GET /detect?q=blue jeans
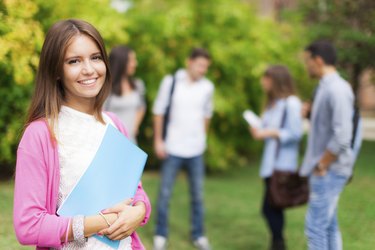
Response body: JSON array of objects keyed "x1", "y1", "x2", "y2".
[
  {"x1": 305, "y1": 170, "x2": 348, "y2": 250},
  {"x1": 155, "y1": 154, "x2": 205, "y2": 240}
]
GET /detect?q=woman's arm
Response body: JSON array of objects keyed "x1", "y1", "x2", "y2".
[
  {"x1": 278, "y1": 97, "x2": 303, "y2": 144},
  {"x1": 132, "y1": 181, "x2": 151, "y2": 226},
  {"x1": 97, "y1": 182, "x2": 151, "y2": 240},
  {"x1": 14, "y1": 145, "x2": 70, "y2": 247},
  {"x1": 62, "y1": 213, "x2": 119, "y2": 242},
  {"x1": 133, "y1": 107, "x2": 146, "y2": 136},
  {"x1": 250, "y1": 126, "x2": 279, "y2": 140}
]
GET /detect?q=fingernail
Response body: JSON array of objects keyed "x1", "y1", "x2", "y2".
[
  {"x1": 101, "y1": 209, "x2": 106, "y2": 213},
  {"x1": 97, "y1": 233, "x2": 103, "y2": 236}
]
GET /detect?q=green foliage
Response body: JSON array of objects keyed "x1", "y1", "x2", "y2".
[
  {"x1": 126, "y1": 0, "x2": 309, "y2": 170},
  {"x1": 0, "y1": 0, "x2": 129, "y2": 173},
  {"x1": 0, "y1": 0, "x2": 44, "y2": 170},
  {"x1": 33, "y1": 0, "x2": 129, "y2": 48},
  {"x1": 299, "y1": 0, "x2": 375, "y2": 90},
  {"x1": 0, "y1": 0, "x2": 310, "y2": 172}
]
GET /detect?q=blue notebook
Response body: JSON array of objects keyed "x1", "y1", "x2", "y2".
[{"x1": 57, "y1": 124, "x2": 148, "y2": 249}]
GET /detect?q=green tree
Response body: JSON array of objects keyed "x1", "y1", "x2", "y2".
[
  {"x1": 0, "y1": 0, "x2": 44, "y2": 174},
  {"x1": 0, "y1": 0, "x2": 129, "y2": 174},
  {"x1": 0, "y1": 0, "x2": 311, "y2": 173},
  {"x1": 300, "y1": 0, "x2": 375, "y2": 94},
  {"x1": 33, "y1": 0, "x2": 129, "y2": 48}
]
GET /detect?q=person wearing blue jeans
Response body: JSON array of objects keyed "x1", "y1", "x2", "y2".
[
  {"x1": 156, "y1": 155, "x2": 205, "y2": 240},
  {"x1": 306, "y1": 171, "x2": 348, "y2": 249},
  {"x1": 152, "y1": 48, "x2": 214, "y2": 250},
  {"x1": 301, "y1": 41, "x2": 358, "y2": 250}
]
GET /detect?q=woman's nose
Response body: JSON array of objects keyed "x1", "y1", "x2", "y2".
[{"x1": 82, "y1": 60, "x2": 95, "y2": 75}]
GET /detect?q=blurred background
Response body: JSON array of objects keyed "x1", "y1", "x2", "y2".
[{"x1": 1, "y1": 0, "x2": 374, "y2": 249}]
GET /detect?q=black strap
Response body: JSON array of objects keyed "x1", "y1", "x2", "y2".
[
  {"x1": 162, "y1": 74, "x2": 177, "y2": 140},
  {"x1": 351, "y1": 106, "x2": 360, "y2": 149}
]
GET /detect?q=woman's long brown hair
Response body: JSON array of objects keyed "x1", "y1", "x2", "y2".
[
  {"x1": 109, "y1": 45, "x2": 136, "y2": 96},
  {"x1": 263, "y1": 65, "x2": 295, "y2": 107},
  {"x1": 25, "y1": 19, "x2": 111, "y2": 142}
]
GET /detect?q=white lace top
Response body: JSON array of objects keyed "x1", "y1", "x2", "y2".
[{"x1": 55, "y1": 106, "x2": 132, "y2": 250}]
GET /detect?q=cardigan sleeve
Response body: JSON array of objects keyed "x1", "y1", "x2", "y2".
[
  {"x1": 105, "y1": 112, "x2": 151, "y2": 226},
  {"x1": 13, "y1": 123, "x2": 70, "y2": 248},
  {"x1": 133, "y1": 181, "x2": 151, "y2": 226}
]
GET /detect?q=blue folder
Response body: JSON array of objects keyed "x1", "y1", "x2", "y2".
[{"x1": 57, "y1": 124, "x2": 148, "y2": 249}]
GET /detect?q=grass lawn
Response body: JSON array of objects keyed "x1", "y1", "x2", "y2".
[{"x1": 1, "y1": 141, "x2": 375, "y2": 249}]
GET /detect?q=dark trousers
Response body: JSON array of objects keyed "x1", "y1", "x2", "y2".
[{"x1": 262, "y1": 178, "x2": 285, "y2": 241}]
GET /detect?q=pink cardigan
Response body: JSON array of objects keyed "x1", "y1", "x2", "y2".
[{"x1": 13, "y1": 112, "x2": 151, "y2": 250}]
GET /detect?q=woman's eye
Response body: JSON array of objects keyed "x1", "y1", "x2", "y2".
[
  {"x1": 68, "y1": 59, "x2": 79, "y2": 64},
  {"x1": 92, "y1": 55, "x2": 103, "y2": 61}
]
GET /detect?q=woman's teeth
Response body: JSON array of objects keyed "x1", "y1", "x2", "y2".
[{"x1": 79, "y1": 79, "x2": 96, "y2": 85}]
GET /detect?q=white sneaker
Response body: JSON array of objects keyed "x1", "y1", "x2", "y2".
[
  {"x1": 153, "y1": 235, "x2": 167, "y2": 250},
  {"x1": 193, "y1": 236, "x2": 212, "y2": 250}
]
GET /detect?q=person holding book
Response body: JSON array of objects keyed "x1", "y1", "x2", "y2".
[
  {"x1": 248, "y1": 65, "x2": 303, "y2": 250},
  {"x1": 152, "y1": 48, "x2": 214, "y2": 250},
  {"x1": 13, "y1": 19, "x2": 151, "y2": 249},
  {"x1": 104, "y1": 45, "x2": 146, "y2": 144}
]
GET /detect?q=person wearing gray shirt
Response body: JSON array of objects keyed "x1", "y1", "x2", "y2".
[
  {"x1": 104, "y1": 46, "x2": 146, "y2": 144},
  {"x1": 301, "y1": 41, "x2": 355, "y2": 250}
]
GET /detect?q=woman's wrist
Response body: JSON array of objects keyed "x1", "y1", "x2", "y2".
[
  {"x1": 260, "y1": 129, "x2": 279, "y2": 139},
  {"x1": 134, "y1": 202, "x2": 146, "y2": 220},
  {"x1": 104, "y1": 213, "x2": 118, "y2": 226}
]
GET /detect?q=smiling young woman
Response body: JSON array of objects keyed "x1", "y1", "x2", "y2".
[
  {"x1": 62, "y1": 34, "x2": 107, "y2": 113},
  {"x1": 13, "y1": 19, "x2": 151, "y2": 250}
]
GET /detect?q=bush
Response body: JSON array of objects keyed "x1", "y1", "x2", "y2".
[
  {"x1": 0, "y1": 0, "x2": 44, "y2": 174},
  {"x1": 0, "y1": 0, "x2": 129, "y2": 174},
  {"x1": 126, "y1": 0, "x2": 310, "y2": 171},
  {"x1": 0, "y1": 0, "x2": 312, "y2": 173}
]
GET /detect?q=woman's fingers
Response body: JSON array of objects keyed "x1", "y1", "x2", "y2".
[
  {"x1": 107, "y1": 228, "x2": 135, "y2": 240},
  {"x1": 101, "y1": 198, "x2": 133, "y2": 214}
]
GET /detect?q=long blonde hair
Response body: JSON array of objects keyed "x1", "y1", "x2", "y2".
[{"x1": 25, "y1": 19, "x2": 111, "y2": 142}]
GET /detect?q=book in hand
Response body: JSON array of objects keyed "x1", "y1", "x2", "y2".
[
  {"x1": 243, "y1": 110, "x2": 262, "y2": 128},
  {"x1": 57, "y1": 124, "x2": 148, "y2": 249}
]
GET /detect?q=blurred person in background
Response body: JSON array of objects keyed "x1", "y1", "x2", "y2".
[
  {"x1": 152, "y1": 48, "x2": 214, "y2": 250},
  {"x1": 301, "y1": 40, "x2": 359, "y2": 250},
  {"x1": 249, "y1": 65, "x2": 303, "y2": 250},
  {"x1": 105, "y1": 45, "x2": 146, "y2": 144}
]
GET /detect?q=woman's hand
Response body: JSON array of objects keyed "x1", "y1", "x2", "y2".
[
  {"x1": 99, "y1": 199, "x2": 146, "y2": 241},
  {"x1": 250, "y1": 127, "x2": 263, "y2": 140},
  {"x1": 250, "y1": 127, "x2": 279, "y2": 140},
  {"x1": 154, "y1": 139, "x2": 167, "y2": 159}
]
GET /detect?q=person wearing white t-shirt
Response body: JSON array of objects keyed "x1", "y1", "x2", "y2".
[{"x1": 152, "y1": 48, "x2": 214, "y2": 250}]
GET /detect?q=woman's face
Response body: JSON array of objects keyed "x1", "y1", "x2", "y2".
[
  {"x1": 261, "y1": 76, "x2": 273, "y2": 93},
  {"x1": 126, "y1": 51, "x2": 138, "y2": 76},
  {"x1": 62, "y1": 34, "x2": 106, "y2": 109}
]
